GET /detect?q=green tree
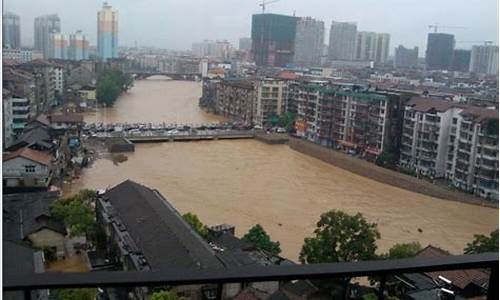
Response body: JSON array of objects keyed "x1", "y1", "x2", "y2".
[
  {"x1": 299, "y1": 210, "x2": 380, "y2": 299},
  {"x1": 464, "y1": 229, "x2": 499, "y2": 254},
  {"x1": 385, "y1": 242, "x2": 422, "y2": 259},
  {"x1": 57, "y1": 288, "x2": 96, "y2": 300},
  {"x1": 96, "y1": 69, "x2": 133, "y2": 106},
  {"x1": 182, "y1": 212, "x2": 208, "y2": 239},
  {"x1": 51, "y1": 189, "x2": 97, "y2": 238},
  {"x1": 150, "y1": 290, "x2": 183, "y2": 300},
  {"x1": 279, "y1": 112, "x2": 296, "y2": 132},
  {"x1": 300, "y1": 210, "x2": 380, "y2": 264},
  {"x1": 242, "y1": 224, "x2": 281, "y2": 255}
]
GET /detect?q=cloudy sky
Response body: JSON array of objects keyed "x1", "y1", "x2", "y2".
[{"x1": 4, "y1": 0, "x2": 499, "y2": 55}]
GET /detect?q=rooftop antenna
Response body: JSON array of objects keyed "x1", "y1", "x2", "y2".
[{"x1": 260, "y1": 0, "x2": 280, "y2": 14}]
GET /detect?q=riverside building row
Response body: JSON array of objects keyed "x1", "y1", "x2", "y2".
[
  {"x1": 401, "y1": 98, "x2": 499, "y2": 200},
  {"x1": 202, "y1": 77, "x2": 498, "y2": 200}
]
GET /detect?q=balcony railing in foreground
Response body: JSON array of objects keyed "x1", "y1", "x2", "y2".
[{"x1": 4, "y1": 252, "x2": 498, "y2": 300}]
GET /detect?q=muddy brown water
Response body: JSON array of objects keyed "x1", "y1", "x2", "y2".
[{"x1": 71, "y1": 77, "x2": 498, "y2": 261}]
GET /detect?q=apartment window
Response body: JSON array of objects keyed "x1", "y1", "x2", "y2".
[
  {"x1": 25, "y1": 165, "x2": 36, "y2": 173},
  {"x1": 453, "y1": 118, "x2": 458, "y2": 124}
]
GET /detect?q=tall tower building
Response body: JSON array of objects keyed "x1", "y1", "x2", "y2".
[
  {"x1": 251, "y1": 13, "x2": 298, "y2": 67},
  {"x1": 425, "y1": 33, "x2": 454, "y2": 70},
  {"x1": 394, "y1": 45, "x2": 418, "y2": 68},
  {"x1": 98, "y1": 2, "x2": 118, "y2": 61},
  {"x1": 34, "y1": 14, "x2": 61, "y2": 58},
  {"x1": 375, "y1": 33, "x2": 390, "y2": 64},
  {"x1": 451, "y1": 49, "x2": 471, "y2": 72},
  {"x1": 3, "y1": 12, "x2": 21, "y2": 49},
  {"x1": 328, "y1": 21, "x2": 357, "y2": 61},
  {"x1": 68, "y1": 30, "x2": 89, "y2": 60},
  {"x1": 355, "y1": 31, "x2": 377, "y2": 61},
  {"x1": 469, "y1": 45, "x2": 499, "y2": 75},
  {"x1": 48, "y1": 32, "x2": 67, "y2": 59},
  {"x1": 293, "y1": 17, "x2": 324, "y2": 67}
]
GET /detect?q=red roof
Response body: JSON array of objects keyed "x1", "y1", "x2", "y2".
[
  {"x1": 460, "y1": 106, "x2": 499, "y2": 122},
  {"x1": 3, "y1": 147, "x2": 53, "y2": 166},
  {"x1": 406, "y1": 97, "x2": 458, "y2": 113},
  {"x1": 49, "y1": 113, "x2": 84, "y2": 123},
  {"x1": 278, "y1": 71, "x2": 298, "y2": 80},
  {"x1": 417, "y1": 245, "x2": 490, "y2": 290}
]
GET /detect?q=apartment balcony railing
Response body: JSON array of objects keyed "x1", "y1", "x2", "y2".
[{"x1": 4, "y1": 253, "x2": 498, "y2": 300}]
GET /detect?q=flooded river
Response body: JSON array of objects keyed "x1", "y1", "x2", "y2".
[{"x1": 72, "y1": 77, "x2": 498, "y2": 260}]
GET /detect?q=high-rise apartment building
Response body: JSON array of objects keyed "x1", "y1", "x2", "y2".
[
  {"x1": 251, "y1": 13, "x2": 298, "y2": 67},
  {"x1": 400, "y1": 97, "x2": 499, "y2": 200},
  {"x1": 98, "y1": 2, "x2": 118, "y2": 61},
  {"x1": 451, "y1": 49, "x2": 471, "y2": 72},
  {"x1": 328, "y1": 21, "x2": 357, "y2": 61},
  {"x1": 355, "y1": 31, "x2": 377, "y2": 61},
  {"x1": 425, "y1": 33, "x2": 454, "y2": 70},
  {"x1": 48, "y1": 32, "x2": 67, "y2": 59},
  {"x1": 239, "y1": 38, "x2": 252, "y2": 51},
  {"x1": 375, "y1": 33, "x2": 390, "y2": 64},
  {"x1": 394, "y1": 45, "x2": 419, "y2": 68},
  {"x1": 68, "y1": 30, "x2": 89, "y2": 60},
  {"x1": 253, "y1": 78, "x2": 286, "y2": 126},
  {"x1": 469, "y1": 45, "x2": 499, "y2": 75},
  {"x1": 293, "y1": 17, "x2": 324, "y2": 67},
  {"x1": 192, "y1": 40, "x2": 233, "y2": 60},
  {"x1": 3, "y1": 12, "x2": 21, "y2": 49},
  {"x1": 34, "y1": 14, "x2": 61, "y2": 58}
]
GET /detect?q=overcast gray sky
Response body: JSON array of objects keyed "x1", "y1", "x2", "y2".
[{"x1": 4, "y1": 0, "x2": 499, "y2": 54}]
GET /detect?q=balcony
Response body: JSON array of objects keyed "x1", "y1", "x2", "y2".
[{"x1": 4, "y1": 253, "x2": 498, "y2": 300}]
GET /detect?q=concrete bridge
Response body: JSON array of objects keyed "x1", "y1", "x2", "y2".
[
  {"x1": 126, "y1": 71, "x2": 201, "y2": 81},
  {"x1": 95, "y1": 130, "x2": 255, "y2": 143}
]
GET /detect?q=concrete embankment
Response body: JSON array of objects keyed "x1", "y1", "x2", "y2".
[
  {"x1": 288, "y1": 137, "x2": 498, "y2": 208},
  {"x1": 254, "y1": 133, "x2": 289, "y2": 144}
]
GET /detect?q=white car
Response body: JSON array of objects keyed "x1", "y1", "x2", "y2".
[{"x1": 276, "y1": 127, "x2": 286, "y2": 133}]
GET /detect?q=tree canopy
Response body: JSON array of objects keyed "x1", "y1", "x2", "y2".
[
  {"x1": 150, "y1": 290, "x2": 184, "y2": 300},
  {"x1": 96, "y1": 69, "x2": 133, "y2": 106},
  {"x1": 279, "y1": 112, "x2": 296, "y2": 132},
  {"x1": 182, "y1": 212, "x2": 208, "y2": 239},
  {"x1": 385, "y1": 242, "x2": 422, "y2": 259},
  {"x1": 50, "y1": 189, "x2": 97, "y2": 238},
  {"x1": 57, "y1": 288, "x2": 96, "y2": 300},
  {"x1": 464, "y1": 229, "x2": 499, "y2": 254},
  {"x1": 299, "y1": 210, "x2": 380, "y2": 264},
  {"x1": 242, "y1": 224, "x2": 281, "y2": 255}
]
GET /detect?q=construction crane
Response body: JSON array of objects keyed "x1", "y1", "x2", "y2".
[
  {"x1": 456, "y1": 40, "x2": 493, "y2": 46},
  {"x1": 428, "y1": 23, "x2": 466, "y2": 33},
  {"x1": 260, "y1": 0, "x2": 280, "y2": 13}
]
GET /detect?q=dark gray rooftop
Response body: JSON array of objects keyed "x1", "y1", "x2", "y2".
[
  {"x1": 103, "y1": 180, "x2": 224, "y2": 271},
  {"x1": 3, "y1": 191, "x2": 66, "y2": 242}
]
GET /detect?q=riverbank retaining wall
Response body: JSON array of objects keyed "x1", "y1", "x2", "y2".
[{"x1": 288, "y1": 137, "x2": 497, "y2": 208}]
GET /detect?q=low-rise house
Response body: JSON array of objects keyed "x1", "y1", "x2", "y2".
[
  {"x1": 48, "y1": 113, "x2": 84, "y2": 132},
  {"x1": 3, "y1": 147, "x2": 54, "y2": 189},
  {"x1": 3, "y1": 240, "x2": 48, "y2": 300},
  {"x1": 397, "y1": 245, "x2": 490, "y2": 300},
  {"x1": 6, "y1": 126, "x2": 54, "y2": 153},
  {"x1": 3, "y1": 192, "x2": 67, "y2": 259}
]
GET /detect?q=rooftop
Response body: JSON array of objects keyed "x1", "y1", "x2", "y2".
[
  {"x1": 102, "y1": 180, "x2": 225, "y2": 271},
  {"x1": 3, "y1": 147, "x2": 53, "y2": 165}
]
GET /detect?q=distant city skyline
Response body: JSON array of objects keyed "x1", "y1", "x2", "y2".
[{"x1": 4, "y1": 0, "x2": 499, "y2": 55}]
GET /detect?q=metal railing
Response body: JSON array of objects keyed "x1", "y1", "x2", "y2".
[{"x1": 4, "y1": 252, "x2": 498, "y2": 300}]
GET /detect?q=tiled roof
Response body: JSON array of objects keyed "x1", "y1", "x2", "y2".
[
  {"x1": 460, "y1": 106, "x2": 499, "y2": 122},
  {"x1": 406, "y1": 97, "x2": 460, "y2": 113},
  {"x1": 104, "y1": 180, "x2": 224, "y2": 270},
  {"x1": 3, "y1": 192, "x2": 66, "y2": 241},
  {"x1": 3, "y1": 147, "x2": 53, "y2": 165},
  {"x1": 49, "y1": 113, "x2": 84, "y2": 123},
  {"x1": 417, "y1": 245, "x2": 490, "y2": 290}
]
